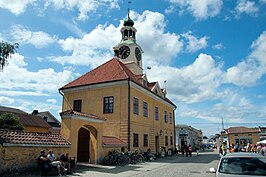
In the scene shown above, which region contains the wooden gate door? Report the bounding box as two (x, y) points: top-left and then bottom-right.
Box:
(77, 127), (90, 162)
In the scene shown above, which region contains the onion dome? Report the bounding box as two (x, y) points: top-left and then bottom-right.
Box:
(123, 17), (134, 27)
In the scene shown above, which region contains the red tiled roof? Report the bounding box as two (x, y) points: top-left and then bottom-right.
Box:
(60, 110), (106, 122)
(102, 136), (127, 147)
(0, 110), (51, 129)
(60, 58), (140, 89)
(60, 58), (176, 108)
(0, 129), (71, 147)
(226, 126), (260, 134)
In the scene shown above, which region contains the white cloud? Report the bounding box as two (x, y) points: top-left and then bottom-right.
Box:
(53, 11), (184, 66)
(250, 31), (266, 65)
(132, 11), (183, 64)
(260, 0), (266, 4)
(0, 0), (119, 21)
(0, 96), (14, 104)
(212, 43), (224, 50)
(0, 53), (73, 96)
(181, 31), (208, 52)
(223, 60), (260, 86)
(45, 0), (119, 21)
(54, 23), (119, 67)
(223, 31), (266, 86)
(0, 0), (35, 15)
(56, 19), (86, 38)
(10, 25), (57, 48)
(165, 5), (175, 14)
(177, 92), (266, 126)
(46, 98), (57, 104)
(0, 91), (49, 97)
(148, 53), (223, 103)
(235, 0), (259, 16)
(170, 0), (223, 20)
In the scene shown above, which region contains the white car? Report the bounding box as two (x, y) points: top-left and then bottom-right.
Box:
(210, 152), (266, 177)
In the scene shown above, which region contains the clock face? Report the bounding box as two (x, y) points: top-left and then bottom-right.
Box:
(118, 46), (130, 59)
(135, 47), (141, 61)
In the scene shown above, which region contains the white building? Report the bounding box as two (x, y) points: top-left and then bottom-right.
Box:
(175, 124), (202, 150)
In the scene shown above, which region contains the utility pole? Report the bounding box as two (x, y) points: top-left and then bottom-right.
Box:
(221, 117), (224, 131)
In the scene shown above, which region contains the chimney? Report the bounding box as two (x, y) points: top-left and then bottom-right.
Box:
(32, 110), (39, 115)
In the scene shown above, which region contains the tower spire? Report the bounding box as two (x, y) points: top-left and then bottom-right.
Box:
(128, 1), (131, 19)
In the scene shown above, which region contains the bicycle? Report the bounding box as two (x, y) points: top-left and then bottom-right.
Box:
(103, 150), (129, 166)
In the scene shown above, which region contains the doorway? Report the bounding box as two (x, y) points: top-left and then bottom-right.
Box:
(155, 136), (159, 154)
(77, 127), (90, 162)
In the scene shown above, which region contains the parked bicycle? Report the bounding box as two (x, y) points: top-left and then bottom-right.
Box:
(126, 150), (144, 164)
(103, 150), (129, 166)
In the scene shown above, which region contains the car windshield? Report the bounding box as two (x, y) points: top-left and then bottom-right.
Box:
(218, 157), (266, 175)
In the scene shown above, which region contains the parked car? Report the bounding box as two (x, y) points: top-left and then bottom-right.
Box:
(209, 152), (266, 177)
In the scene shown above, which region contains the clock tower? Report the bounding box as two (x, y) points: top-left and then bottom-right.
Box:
(113, 13), (144, 75)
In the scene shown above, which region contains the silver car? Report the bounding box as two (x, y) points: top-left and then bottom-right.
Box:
(210, 152), (266, 177)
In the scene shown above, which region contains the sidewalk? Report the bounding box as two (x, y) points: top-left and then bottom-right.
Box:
(2, 150), (217, 177)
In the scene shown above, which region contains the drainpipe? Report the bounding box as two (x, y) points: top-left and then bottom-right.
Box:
(59, 89), (73, 110)
(127, 79), (131, 151)
(173, 107), (177, 151)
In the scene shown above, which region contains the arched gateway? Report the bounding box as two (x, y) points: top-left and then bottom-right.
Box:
(60, 110), (106, 164)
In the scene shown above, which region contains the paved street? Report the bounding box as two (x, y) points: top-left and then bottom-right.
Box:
(71, 149), (219, 177)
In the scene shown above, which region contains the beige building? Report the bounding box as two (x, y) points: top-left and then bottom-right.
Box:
(59, 14), (176, 164)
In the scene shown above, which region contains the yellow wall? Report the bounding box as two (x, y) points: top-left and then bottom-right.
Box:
(61, 81), (175, 162)
(24, 125), (49, 133)
(130, 87), (175, 152)
(221, 132), (259, 146)
(60, 117), (104, 164)
(0, 145), (70, 175)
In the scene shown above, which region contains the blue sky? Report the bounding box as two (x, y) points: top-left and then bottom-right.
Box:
(0, 0), (266, 136)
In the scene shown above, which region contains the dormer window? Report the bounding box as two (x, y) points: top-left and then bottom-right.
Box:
(143, 80), (147, 87)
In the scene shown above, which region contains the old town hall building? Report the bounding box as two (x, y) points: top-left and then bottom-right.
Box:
(59, 14), (176, 163)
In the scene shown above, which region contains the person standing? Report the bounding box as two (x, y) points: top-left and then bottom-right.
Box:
(188, 145), (193, 157)
(184, 145), (189, 157)
(234, 143), (239, 152)
(195, 144), (199, 156)
(221, 142), (227, 156)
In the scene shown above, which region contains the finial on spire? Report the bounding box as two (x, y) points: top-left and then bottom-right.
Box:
(123, 1), (134, 27)
(128, 1), (131, 19)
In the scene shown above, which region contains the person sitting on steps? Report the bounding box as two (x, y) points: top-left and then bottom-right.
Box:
(47, 149), (67, 176)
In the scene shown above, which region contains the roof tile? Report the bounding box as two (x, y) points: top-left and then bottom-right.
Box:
(60, 58), (176, 107)
(0, 129), (71, 146)
(226, 126), (260, 134)
(102, 136), (127, 147)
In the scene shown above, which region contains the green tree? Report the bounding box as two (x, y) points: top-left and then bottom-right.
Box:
(0, 41), (19, 71)
(0, 113), (24, 130)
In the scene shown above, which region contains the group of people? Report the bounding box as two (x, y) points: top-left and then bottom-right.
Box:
(37, 149), (71, 176)
(180, 144), (196, 157)
(219, 141), (266, 157)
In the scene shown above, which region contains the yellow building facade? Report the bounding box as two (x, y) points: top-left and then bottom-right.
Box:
(221, 126), (260, 148)
(59, 15), (176, 164)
